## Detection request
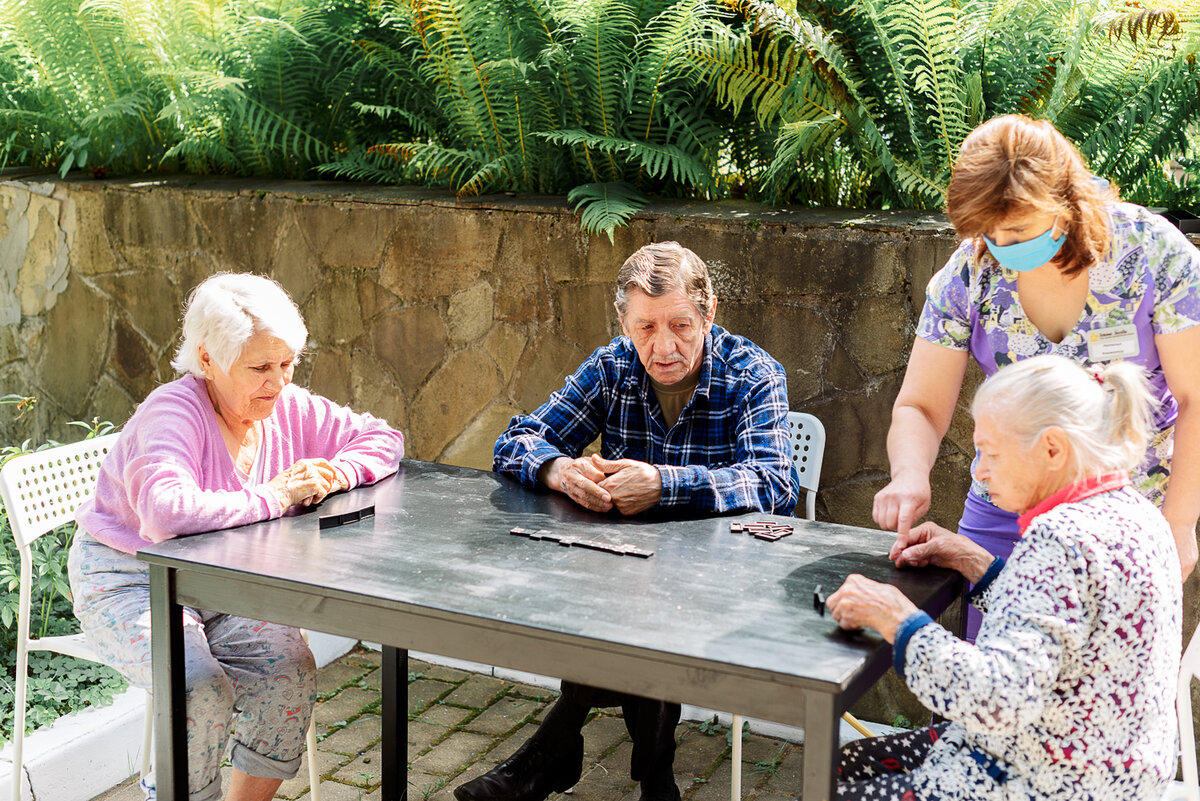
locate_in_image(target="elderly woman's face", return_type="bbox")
[200,332,296,425]
[973,411,1058,515]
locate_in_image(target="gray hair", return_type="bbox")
[170,272,307,377]
[615,242,714,318]
[971,354,1155,481]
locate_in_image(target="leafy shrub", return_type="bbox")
[0,418,127,746]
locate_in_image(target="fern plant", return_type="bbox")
[323,0,766,240]
[698,0,1200,209]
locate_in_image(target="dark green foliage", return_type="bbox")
[0,0,1196,232]
[707,0,1200,209]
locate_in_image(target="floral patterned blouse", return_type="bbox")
[918,202,1200,504]
[899,483,1182,800]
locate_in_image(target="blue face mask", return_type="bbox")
[982,225,1065,273]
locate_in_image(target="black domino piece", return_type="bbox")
[530,529,554,540]
[813,585,826,616]
[573,539,608,552]
[730,521,746,532]
[319,504,376,530]
[510,527,535,536]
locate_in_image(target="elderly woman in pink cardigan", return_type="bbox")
[68,273,405,801]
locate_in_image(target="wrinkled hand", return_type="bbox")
[888,521,993,584]
[268,459,346,512]
[542,456,614,512]
[872,470,931,541]
[591,455,662,515]
[825,574,917,644]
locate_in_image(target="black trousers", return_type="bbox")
[539,681,681,783]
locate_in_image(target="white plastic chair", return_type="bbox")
[0,434,322,800]
[1169,625,1200,800]
[729,412,827,800]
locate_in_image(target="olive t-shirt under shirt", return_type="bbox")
[650,369,701,429]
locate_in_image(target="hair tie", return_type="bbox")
[1088,365,1105,386]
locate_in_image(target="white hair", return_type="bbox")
[170,273,307,377]
[971,354,1156,481]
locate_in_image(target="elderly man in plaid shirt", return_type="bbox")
[454,242,797,801]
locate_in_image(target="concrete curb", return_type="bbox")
[0,633,355,801]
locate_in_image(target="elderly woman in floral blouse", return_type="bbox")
[827,354,1181,801]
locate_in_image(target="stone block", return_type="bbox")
[316,660,373,697]
[461,695,543,736]
[193,193,287,273]
[495,213,583,284]
[271,213,322,307]
[651,218,749,299]
[63,187,119,277]
[417,704,473,729]
[672,725,727,777]
[410,731,494,775]
[356,274,401,322]
[93,268,183,349]
[297,201,393,271]
[102,188,199,252]
[379,209,498,301]
[107,316,158,402]
[747,228,903,298]
[320,714,381,756]
[825,342,864,394]
[555,282,617,352]
[581,713,628,759]
[88,374,136,429]
[483,323,528,385]
[439,403,522,470]
[440,675,508,709]
[480,721,535,764]
[509,331,585,413]
[307,347,353,408]
[580,218,655,284]
[17,191,69,315]
[805,372,903,484]
[36,275,111,415]
[316,688,380,731]
[904,232,959,315]
[409,678,455,715]
[716,301,831,404]
[372,304,447,390]
[302,272,367,347]
[841,296,914,375]
[410,346,501,459]
[447,282,494,344]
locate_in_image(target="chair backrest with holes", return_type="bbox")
[786,412,825,522]
[0,433,120,550]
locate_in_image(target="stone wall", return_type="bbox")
[0,173,970,533]
[12,172,1196,727]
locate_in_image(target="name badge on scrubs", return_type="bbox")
[1086,324,1140,360]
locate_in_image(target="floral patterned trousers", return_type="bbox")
[68,529,316,801]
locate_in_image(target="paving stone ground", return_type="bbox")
[92,647,805,801]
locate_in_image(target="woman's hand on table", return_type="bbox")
[826,575,917,643]
[890,522,994,584]
[268,459,347,512]
[872,469,932,540]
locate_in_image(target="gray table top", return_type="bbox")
[139,460,957,693]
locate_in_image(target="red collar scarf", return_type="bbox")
[1017,471,1130,536]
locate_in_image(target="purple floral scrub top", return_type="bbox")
[918,202,1200,545]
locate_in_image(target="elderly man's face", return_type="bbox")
[201,331,296,425]
[618,288,716,386]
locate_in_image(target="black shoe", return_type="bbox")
[638,773,680,801]
[454,733,584,801]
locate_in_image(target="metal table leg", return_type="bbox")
[382,646,408,800]
[800,692,838,801]
[150,564,187,801]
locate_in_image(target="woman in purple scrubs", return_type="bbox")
[872,114,1200,638]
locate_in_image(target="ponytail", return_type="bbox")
[971,355,1156,481]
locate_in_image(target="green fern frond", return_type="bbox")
[539,128,707,186]
[567,180,647,242]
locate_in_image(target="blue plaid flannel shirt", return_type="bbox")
[494,325,797,514]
